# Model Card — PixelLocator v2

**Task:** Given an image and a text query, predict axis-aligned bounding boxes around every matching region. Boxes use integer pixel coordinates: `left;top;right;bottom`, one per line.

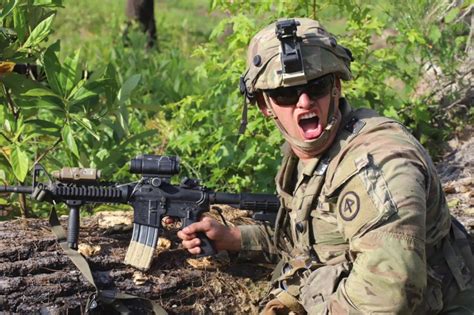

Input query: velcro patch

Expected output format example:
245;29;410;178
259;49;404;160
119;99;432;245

336;169;396;240
338;191;360;221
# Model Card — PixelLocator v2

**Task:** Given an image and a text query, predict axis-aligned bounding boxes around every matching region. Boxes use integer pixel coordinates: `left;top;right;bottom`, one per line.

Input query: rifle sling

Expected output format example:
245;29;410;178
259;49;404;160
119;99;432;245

48;206;167;315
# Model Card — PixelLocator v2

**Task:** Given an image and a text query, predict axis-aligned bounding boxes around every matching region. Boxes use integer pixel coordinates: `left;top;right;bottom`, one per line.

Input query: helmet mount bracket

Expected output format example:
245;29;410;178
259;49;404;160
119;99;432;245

275;19;307;86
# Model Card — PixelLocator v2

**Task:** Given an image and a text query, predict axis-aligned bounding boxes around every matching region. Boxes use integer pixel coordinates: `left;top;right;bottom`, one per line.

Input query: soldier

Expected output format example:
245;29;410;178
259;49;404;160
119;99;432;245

177;18;474;314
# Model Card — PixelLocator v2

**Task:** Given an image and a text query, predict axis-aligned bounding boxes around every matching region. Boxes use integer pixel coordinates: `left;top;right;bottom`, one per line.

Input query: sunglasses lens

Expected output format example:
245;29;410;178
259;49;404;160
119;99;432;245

265;75;333;106
308;79;332;99
267;89;299;105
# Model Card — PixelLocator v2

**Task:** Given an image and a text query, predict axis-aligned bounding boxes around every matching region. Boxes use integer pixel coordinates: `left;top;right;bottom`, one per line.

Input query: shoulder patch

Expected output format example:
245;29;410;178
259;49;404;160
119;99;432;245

339;191;360;221
335;156;398;240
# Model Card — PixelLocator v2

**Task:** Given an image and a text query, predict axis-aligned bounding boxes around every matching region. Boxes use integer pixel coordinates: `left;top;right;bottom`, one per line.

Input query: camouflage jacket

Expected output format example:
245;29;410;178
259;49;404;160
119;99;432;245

238;100;473;314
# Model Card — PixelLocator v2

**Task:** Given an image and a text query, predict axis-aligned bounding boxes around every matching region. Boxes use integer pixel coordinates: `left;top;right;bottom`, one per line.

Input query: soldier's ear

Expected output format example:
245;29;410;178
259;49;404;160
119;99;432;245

335;77;342;94
330;77;342;98
256;92;274;117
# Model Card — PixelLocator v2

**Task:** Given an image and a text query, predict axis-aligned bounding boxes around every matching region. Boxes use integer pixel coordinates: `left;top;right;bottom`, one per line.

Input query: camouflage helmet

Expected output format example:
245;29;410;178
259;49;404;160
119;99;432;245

240;18;353;102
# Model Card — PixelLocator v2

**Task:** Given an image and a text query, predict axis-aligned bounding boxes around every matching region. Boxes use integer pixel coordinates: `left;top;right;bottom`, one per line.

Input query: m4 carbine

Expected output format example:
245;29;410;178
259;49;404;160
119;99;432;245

0;155;279;270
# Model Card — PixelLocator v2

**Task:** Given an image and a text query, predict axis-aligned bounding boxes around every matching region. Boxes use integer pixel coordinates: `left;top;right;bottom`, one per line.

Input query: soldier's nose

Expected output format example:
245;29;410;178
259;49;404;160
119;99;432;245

296;92;313;109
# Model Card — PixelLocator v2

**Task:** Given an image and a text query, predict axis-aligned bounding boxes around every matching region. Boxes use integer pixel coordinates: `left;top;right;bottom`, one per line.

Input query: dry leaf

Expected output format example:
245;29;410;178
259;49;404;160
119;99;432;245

186;252;230;270
186;257;217;270
448;198;460;208
443;182;456;194
157;237;171;251
78;244;101;257
133;271;148;285
457;185;469;193
97;211;132;231
459;177;473;186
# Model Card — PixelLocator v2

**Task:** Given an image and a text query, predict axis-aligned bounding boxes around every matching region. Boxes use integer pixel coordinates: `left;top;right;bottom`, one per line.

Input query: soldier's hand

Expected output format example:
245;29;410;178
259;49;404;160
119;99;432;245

177;217;241;254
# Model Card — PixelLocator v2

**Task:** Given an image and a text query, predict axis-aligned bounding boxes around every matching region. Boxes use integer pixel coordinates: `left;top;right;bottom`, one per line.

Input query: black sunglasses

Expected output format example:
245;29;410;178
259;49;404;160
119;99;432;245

264;74;333;106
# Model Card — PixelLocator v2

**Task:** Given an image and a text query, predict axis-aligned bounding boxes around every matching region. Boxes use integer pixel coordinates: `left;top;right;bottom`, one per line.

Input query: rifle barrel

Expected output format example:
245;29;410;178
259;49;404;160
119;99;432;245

213;192;280;212
0;185;33;194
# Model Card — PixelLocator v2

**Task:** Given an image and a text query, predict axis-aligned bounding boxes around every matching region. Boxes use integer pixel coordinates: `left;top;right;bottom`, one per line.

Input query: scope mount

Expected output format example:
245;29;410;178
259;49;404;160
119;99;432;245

275;19;307;86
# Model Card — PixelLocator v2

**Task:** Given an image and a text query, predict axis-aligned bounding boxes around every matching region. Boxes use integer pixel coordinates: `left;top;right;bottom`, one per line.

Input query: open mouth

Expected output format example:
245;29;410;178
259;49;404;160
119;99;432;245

298;112;322;140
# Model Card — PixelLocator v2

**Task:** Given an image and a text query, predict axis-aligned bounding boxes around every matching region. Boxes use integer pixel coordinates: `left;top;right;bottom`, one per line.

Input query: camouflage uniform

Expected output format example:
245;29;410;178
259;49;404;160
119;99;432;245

237;18;474;314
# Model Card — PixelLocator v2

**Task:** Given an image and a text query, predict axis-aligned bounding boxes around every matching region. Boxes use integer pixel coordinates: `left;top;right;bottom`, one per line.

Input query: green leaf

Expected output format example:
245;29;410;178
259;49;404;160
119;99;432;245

383;106;400;120
32;0;63;7
114;110;128;139
117;74;141;104
0;0;18;21
121;129;157;147
71;116;100;141
3;119;12;134
13;119;25;142
173;77;181;93
42;41;63;96
22;14;55;49
0;72;44;95
444;8;460;23
10;147;29;182
25;119;61;137
61;125;79;158
15;96;65;112
130;103;160;111
12;5;26;42
60;50;82;98
428;26;442;44
22;87;62;99
69;78;109;107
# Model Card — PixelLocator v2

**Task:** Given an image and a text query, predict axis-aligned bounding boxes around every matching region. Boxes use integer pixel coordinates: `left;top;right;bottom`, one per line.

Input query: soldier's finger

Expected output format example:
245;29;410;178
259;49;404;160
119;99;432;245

181;221;208;235
182;238;201;250
187;246;201;255
177;230;197;240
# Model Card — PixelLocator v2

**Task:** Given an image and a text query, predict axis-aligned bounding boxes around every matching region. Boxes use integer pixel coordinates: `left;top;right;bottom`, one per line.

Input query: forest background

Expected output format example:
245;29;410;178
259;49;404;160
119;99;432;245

0;0;472;218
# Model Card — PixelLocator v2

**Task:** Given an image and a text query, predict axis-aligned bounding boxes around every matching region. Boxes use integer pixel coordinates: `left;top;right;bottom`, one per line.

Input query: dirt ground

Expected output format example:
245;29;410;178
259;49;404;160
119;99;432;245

0;207;272;314
0;134;473;315
436;132;474;235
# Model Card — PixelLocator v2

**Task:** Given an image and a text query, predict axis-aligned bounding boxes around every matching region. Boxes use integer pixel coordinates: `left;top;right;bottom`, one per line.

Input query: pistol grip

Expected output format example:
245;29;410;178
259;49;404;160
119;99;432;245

182;213;216;256
197;232;216;257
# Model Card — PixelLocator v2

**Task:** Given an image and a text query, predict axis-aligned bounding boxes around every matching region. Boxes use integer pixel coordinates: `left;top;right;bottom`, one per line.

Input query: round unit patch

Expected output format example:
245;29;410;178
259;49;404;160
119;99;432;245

339;191;360;221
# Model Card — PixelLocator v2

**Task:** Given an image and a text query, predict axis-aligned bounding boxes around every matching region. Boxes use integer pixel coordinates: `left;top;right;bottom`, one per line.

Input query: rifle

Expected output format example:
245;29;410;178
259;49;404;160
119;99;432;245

0;154;279;270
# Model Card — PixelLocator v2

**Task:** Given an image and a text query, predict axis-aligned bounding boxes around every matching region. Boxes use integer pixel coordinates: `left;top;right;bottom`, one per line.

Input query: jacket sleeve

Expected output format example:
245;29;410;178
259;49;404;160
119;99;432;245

236;223;280;263
301;145;430;314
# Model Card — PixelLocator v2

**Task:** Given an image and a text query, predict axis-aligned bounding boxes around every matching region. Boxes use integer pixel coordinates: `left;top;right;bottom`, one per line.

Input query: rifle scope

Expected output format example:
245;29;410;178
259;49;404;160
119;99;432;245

129;155;180;176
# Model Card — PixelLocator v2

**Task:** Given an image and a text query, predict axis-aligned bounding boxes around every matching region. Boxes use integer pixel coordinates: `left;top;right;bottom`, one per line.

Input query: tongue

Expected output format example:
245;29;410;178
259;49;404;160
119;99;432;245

300;118;321;139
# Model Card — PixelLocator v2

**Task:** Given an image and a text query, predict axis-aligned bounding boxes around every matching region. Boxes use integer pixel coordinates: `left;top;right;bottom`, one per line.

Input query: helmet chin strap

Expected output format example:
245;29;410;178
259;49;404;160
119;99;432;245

263;78;340;156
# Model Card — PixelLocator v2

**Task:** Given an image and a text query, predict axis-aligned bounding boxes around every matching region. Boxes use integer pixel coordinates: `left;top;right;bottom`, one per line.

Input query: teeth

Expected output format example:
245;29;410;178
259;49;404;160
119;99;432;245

300;112;317;120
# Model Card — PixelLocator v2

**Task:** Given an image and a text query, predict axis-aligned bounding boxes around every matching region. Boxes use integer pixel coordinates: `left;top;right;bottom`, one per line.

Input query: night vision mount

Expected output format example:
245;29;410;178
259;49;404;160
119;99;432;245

275;19;307;86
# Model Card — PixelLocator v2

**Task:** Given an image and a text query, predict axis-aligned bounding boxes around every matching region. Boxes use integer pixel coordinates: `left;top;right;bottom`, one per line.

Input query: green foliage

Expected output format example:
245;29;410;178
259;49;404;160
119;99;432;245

155;0;471;192
0;0;153;217
1;0;470;217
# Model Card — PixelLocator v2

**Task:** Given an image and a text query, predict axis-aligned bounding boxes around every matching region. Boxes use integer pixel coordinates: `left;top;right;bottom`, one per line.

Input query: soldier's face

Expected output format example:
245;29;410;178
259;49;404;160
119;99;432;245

268;92;331;141
257;80;341;159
